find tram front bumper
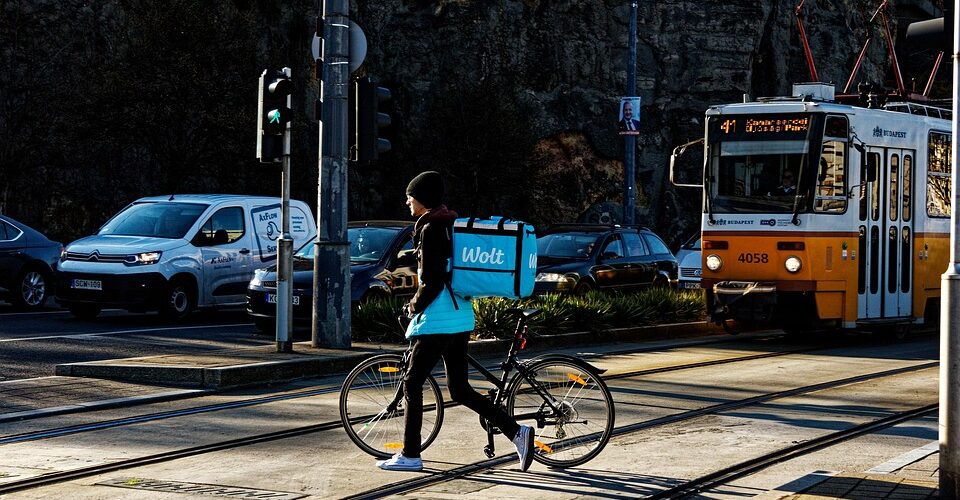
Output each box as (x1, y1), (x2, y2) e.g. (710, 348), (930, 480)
(710, 281), (778, 324)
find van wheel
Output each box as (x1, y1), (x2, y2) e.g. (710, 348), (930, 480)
(13, 266), (50, 310)
(161, 278), (195, 322)
(69, 304), (101, 320)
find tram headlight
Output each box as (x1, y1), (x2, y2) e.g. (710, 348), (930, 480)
(705, 254), (722, 271)
(785, 256), (802, 273)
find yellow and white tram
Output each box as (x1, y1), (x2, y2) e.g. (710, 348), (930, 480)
(697, 84), (951, 333)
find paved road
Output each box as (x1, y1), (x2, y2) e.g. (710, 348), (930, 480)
(0, 305), (271, 381)
(0, 331), (939, 499)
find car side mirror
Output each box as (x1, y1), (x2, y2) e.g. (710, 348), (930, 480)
(394, 249), (417, 268)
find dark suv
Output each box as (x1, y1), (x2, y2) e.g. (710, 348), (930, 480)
(534, 224), (677, 294)
(246, 221), (416, 331)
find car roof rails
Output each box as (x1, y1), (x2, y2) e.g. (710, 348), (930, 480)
(541, 223), (652, 234)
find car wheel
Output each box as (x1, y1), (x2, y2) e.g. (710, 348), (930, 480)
(69, 304), (102, 320)
(652, 275), (669, 289)
(13, 266), (50, 310)
(574, 281), (594, 295)
(160, 278), (196, 322)
(254, 316), (275, 333)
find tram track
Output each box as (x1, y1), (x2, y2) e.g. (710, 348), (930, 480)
(0, 334), (821, 447)
(340, 361), (938, 500)
(0, 356), (936, 496)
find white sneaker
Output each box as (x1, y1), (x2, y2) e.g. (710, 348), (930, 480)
(513, 425), (535, 472)
(376, 453), (423, 472)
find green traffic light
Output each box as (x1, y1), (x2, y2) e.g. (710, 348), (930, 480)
(268, 109), (282, 124)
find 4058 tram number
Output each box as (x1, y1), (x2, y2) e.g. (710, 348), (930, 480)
(737, 252), (769, 264)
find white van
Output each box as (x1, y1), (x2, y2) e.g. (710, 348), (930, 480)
(56, 194), (316, 320)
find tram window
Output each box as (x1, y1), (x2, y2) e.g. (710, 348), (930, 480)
(901, 227), (911, 293)
(889, 154), (899, 221)
(824, 116), (848, 138)
(903, 155), (912, 222)
(928, 131), (952, 218)
(814, 140), (847, 213)
(870, 168), (881, 222)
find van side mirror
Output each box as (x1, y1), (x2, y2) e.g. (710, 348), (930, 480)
(191, 232), (209, 247)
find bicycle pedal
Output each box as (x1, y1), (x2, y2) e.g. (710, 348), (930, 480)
(483, 445), (495, 458)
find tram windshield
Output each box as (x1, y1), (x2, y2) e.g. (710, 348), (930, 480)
(705, 114), (816, 214)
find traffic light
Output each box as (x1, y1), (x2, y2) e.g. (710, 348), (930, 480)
(906, 6), (953, 52)
(353, 77), (392, 163)
(257, 68), (293, 163)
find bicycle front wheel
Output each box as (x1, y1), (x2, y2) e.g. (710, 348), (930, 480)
(339, 354), (444, 459)
(507, 358), (615, 468)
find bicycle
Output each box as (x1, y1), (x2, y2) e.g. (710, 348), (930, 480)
(338, 307), (616, 468)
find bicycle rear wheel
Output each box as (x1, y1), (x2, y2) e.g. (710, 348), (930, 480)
(339, 354), (444, 459)
(506, 358), (615, 468)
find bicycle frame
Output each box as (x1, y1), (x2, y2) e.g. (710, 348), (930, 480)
(382, 315), (571, 458)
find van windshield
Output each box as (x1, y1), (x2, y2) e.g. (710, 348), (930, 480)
(100, 202), (208, 238)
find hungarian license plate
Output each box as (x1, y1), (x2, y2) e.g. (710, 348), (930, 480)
(682, 282), (701, 290)
(266, 293), (300, 306)
(71, 279), (102, 291)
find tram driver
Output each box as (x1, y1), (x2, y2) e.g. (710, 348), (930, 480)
(767, 170), (796, 196)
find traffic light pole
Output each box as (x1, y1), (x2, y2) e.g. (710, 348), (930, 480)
(312, 0), (352, 349)
(623, 1), (637, 225)
(943, 5), (960, 498)
(277, 79), (294, 353)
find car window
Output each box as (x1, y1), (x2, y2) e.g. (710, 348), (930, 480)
(349, 226), (401, 262)
(101, 202), (208, 238)
(622, 232), (648, 257)
(0, 220), (23, 242)
(537, 233), (598, 259)
(197, 207), (245, 245)
(642, 233), (671, 255)
(600, 235), (624, 258)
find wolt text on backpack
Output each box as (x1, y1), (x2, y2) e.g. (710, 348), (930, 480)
(450, 217), (537, 299)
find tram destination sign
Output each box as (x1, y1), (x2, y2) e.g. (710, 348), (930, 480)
(710, 114), (812, 141)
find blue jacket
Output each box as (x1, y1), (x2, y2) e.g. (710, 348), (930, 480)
(405, 206), (474, 338)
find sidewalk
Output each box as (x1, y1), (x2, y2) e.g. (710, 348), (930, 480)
(3, 321), (718, 423)
(776, 443), (940, 499)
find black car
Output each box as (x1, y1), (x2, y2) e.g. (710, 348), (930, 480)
(534, 224), (678, 294)
(246, 221), (417, 331)
(0, 215), (63, 310)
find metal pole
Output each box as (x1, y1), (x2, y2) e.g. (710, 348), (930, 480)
(623, 1), (637, 225)
(276, 67), (294, 353)
(942, 3), (960, 498)
(312, 0), (351, 348)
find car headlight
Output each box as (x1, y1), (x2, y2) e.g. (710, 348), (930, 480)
(536, 272), (569, 283)
(249, 269), (266, 288)
(785, 256), (802, 273)
(125, 251), (162, 265)
(705, 254), (722, 271)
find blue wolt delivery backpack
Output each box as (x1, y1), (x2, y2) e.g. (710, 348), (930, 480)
(450, 217), (537, 299)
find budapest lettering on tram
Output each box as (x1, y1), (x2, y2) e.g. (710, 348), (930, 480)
(694, 83), (951, 334)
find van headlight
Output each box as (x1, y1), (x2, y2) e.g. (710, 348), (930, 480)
(705, 254), (722, 271)
(125, 251), (162, 265)
(785, 256), (802, 273)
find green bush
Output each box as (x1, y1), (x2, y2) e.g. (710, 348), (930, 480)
(351, 289), (706, 342)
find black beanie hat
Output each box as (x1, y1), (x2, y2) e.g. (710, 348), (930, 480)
(406, 171), (443, 208)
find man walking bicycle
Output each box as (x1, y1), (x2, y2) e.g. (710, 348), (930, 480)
(375, 171), (535, 472)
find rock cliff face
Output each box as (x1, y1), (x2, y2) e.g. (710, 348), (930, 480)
(356, 0), (939, 243)
(0, 0), (943, 244)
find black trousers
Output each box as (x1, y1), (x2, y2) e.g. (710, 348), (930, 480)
(403, 332), (520, 458)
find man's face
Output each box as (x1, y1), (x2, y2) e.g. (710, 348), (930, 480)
(406, 195), (427, 217)
(623, 103), (633, 119)
(782, 172), (794, 187)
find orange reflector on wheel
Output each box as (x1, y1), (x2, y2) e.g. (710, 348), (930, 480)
(379, 366), (400, 373)
(534, 440), (553, 453)
(384, 442), (403, 449)
(567, 373), (587, 386)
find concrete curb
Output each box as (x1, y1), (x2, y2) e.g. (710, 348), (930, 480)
(55, 320), (722, 390)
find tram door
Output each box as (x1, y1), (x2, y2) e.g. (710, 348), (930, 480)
(858, 148), (914, 319)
